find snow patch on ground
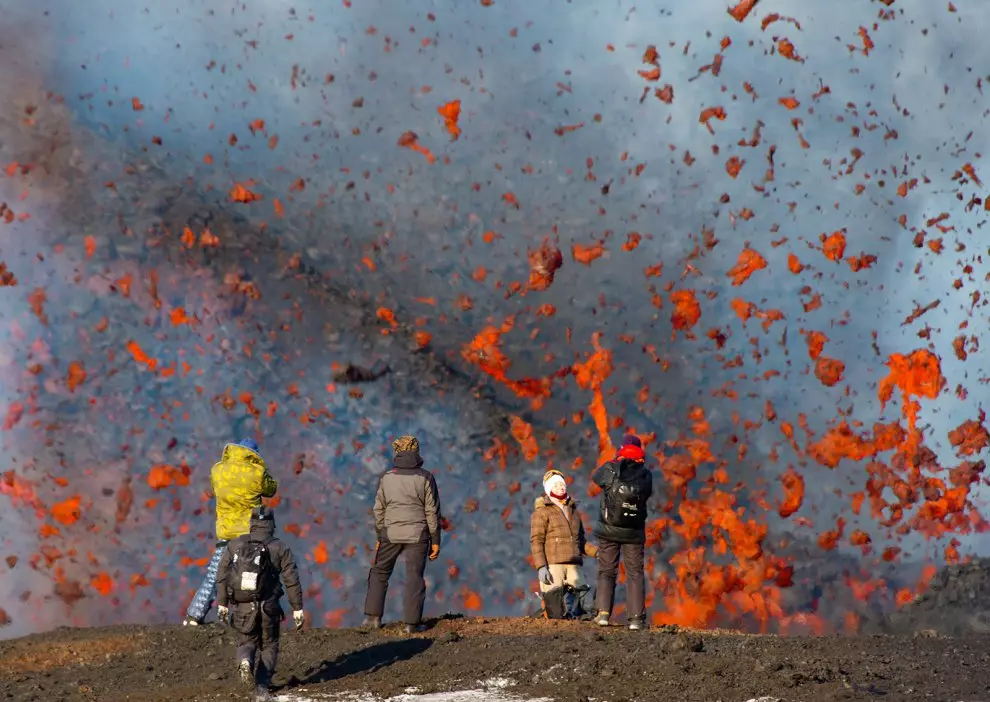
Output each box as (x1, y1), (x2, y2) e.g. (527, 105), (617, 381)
(274, 678), (552, 702)
(275, 691), (550, 702)
(276, 687), (786, 702)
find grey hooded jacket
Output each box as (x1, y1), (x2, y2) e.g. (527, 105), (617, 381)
(374, 451), (442, 547)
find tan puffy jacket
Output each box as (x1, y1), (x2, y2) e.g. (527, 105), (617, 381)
(529, 496), (599, 569)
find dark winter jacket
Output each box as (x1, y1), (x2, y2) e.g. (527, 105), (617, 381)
(216, 515), (303, 611)
(591, 458), (653, 544)
(374, 451), (442, 547)
(530, 496), (599, 569)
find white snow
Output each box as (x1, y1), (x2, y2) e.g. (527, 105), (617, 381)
(276, 686), (783, 702)
(274, 691), (551, 702)
(275, 678), (551, 702)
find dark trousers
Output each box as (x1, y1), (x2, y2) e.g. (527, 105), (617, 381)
(596, 539), (646, 621)
(364, 541), (428, 625)
(232, 600), (281, 688)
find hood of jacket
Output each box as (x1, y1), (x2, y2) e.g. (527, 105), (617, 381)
(211, 444), (277, 541)
(221, 443), (265, 466)
(248, 515), (276, 540)
(615, 457), (649, 481)
(394, 450), (424, 469)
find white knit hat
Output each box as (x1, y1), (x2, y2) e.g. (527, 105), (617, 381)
(543, 470), (567, 498)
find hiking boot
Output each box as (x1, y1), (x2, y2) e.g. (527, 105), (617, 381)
(628, 617), (647, 631)
(594, 611), (610, 627)
(182, 616), (201, 627)
(361, 615), (382, 630)
(404, 623), (425, 634)
(238, 659), (254, 685)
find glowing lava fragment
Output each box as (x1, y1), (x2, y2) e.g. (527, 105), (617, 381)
(147, 464), (190, 490)
(821, 230), (847, 261)
(879, 350), (944, 408)
(947, 415), (989, 457)
(670, 290), (702, 333)
(229, 183), (263, 203)
(126, 341), (158, 371)
(66, 361), (86, 393)
(437, 100), (461, 140)
(814, 356), (846, 387)
(726, 248), (767, 286)
(509, 416), (540, 461)
(51, 495), (82, 525)
(727, 0), (760, 22)
(397, 131), (437, 164)
(778, 466), (805, 517)
(90, 572), (114, 596)
(527, 240), (563, 291)
(313, 540), (328, 565)
(572, 242), (605, 265)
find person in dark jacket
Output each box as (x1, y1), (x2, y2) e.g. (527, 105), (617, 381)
(362, 435), (442, 634)
(591, 434), (653, 630)
(216, 506), (303, 701)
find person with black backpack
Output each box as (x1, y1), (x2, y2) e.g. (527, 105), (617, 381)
(591, 434), (653, 630)
(215, 506), (304, 701)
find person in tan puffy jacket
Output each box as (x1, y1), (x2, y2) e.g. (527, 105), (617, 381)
(530, 469), (599, 592)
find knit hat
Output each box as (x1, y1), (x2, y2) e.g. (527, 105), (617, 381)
(235, 438), (262, 456)
(392, 435), (420, 454)
(542, 469), (567, 499)
(621, 434), (642, 448)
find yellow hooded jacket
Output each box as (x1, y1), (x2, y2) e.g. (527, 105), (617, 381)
(210, 443), (278, 541)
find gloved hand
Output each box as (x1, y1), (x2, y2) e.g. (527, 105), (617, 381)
(216, 605), (229, 623)
(293, 610), (305, 631)
(538, 566), (554, 586)
(429, 544), (440, 561)
(586, 544), (600, 559)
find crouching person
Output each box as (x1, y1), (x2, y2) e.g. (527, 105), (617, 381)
(531, 469), (598, 618)
(216, 506), (303, 701)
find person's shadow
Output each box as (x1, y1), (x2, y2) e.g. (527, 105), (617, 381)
(286, 638), (432, 687)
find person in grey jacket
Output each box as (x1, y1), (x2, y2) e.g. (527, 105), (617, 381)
(362, 435), (441, 633)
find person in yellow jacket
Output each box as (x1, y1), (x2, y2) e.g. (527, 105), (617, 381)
(184, 439), (278, 626)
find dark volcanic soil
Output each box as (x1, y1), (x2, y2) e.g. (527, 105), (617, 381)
(1, 617), (989, 702)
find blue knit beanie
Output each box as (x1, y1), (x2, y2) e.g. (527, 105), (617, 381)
(235, 438), (261, 456)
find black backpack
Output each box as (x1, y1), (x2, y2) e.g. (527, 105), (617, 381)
(602, 463), (648, 530)
(229, 539), (274, 602)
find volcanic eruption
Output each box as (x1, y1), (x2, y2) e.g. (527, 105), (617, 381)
(0, 0), (988, 645)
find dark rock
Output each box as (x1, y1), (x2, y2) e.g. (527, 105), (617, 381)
(437, 631), (460, 644)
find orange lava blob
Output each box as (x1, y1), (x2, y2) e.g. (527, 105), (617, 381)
(814, 356), (846, 387)
(509, 416), (540, 461)
(51, 496), (82, 526)
(229, 183), (263, 203)
(437, 100), (462, 140)
(397, 131), (437, 164)
(727, 0), (760, 22)
(726, 248), (767, 286)
(671, 290), (701, 334)
(821, 230), (847, 261)
(572, 332), (615, 466)
(66, 361), (86, 393)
